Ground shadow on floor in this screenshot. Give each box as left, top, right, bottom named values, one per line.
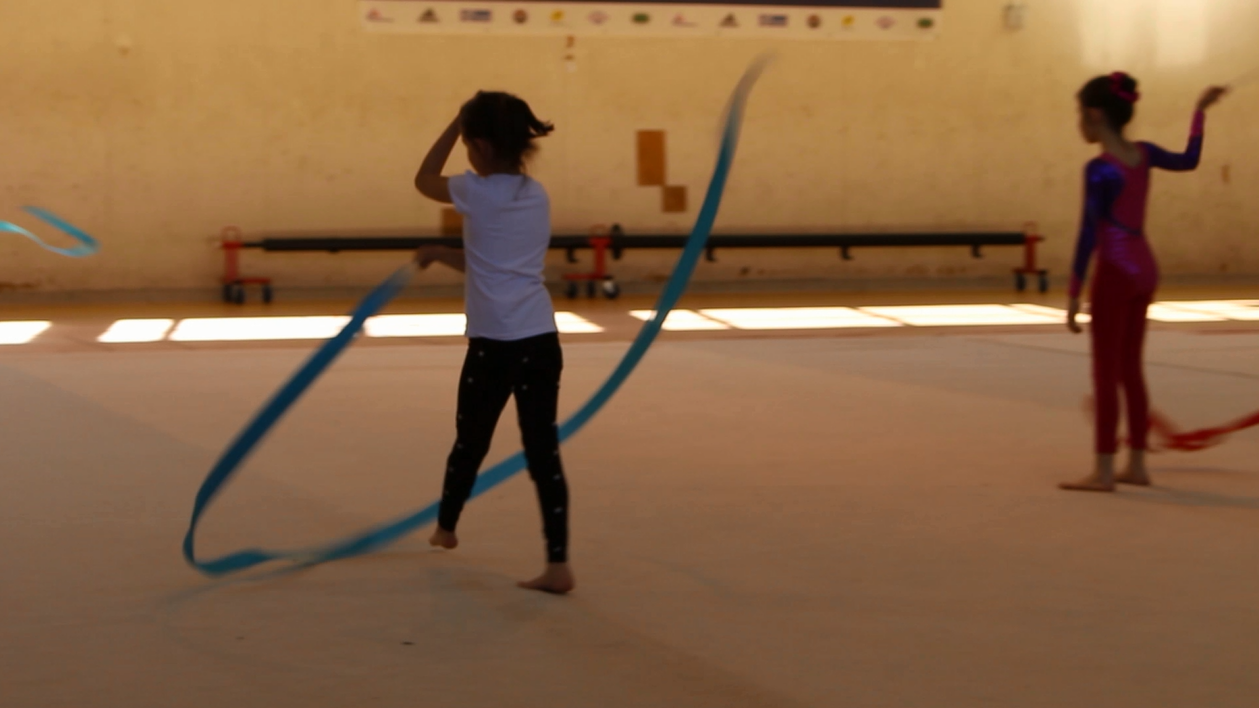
left=1116, top=466, right=1259, bottom=509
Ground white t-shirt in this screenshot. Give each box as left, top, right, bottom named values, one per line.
left=447, top=171, right=557, bottom=341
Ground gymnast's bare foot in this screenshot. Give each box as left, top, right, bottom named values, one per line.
left=518, top=563, right=575, bottom=594
left=1115, top=470, right=1150, bottom=486
left=1117, top=451, right=1151, bottom=486
left=1059, top=473, right=1115, bottom=492
left=429, top=527, right=458, bottom=550
left=1061, top=454, right=1116, bottom=492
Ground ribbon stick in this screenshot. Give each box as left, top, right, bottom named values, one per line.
left=1227, top=66, right=1259, bottom=90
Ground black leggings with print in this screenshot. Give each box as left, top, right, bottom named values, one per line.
left=437, top=332, right=569, bottom=563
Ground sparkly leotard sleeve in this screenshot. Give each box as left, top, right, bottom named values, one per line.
left=1068, top=111, right=1205, bottom=299
left=1067, top=161, right=1124, bottom=299
left=1144, top=112, right=1206, bottom=172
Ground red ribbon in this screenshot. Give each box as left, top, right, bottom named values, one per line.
left=1082, top=397, right=1259, bottom=452
left=1149, top=408, right=1259, bottom=452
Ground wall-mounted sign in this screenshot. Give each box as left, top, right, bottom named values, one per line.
left=358, top=1, right=943, bottom=39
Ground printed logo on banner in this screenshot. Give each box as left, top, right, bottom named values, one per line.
left=461, top=9, right=492, bottom=23
left=419, top=9, right=439, bottom=23
left=366, top=8, right=394, bottom=23
left=918, top=17, right=935, bottom=29
left=758, top=14, right=788, bottom=28
left=807, top=14, right=821, bottom=29
left=551, top=10, right=564, bottom=23
left=512, top=9, right=527, bottom=23
left=632, top=13, right=650, bottom=24
left=588, top=11, right=609, bottom=25
left=841, top=15, right=856, bottom=28
left=876, top=16, right=895, bottom=29
left=672, top=14, right=696, bottom=27
left=719, top=14, right=738, bottom=28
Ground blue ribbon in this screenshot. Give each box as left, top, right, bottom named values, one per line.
left=0, top=206, right=100, bottom=257
left=183, top=57, right=772, bottom=577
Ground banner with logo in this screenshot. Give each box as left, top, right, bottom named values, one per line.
left=358, top=1, right=942, bottom=39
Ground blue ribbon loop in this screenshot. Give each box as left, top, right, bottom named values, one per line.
left=183, top=57, right=772, bottom=577
left=0, top=206, right=100, bottom=258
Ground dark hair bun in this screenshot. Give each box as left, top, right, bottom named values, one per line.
left=1078, top=72, right=1140, bottom=130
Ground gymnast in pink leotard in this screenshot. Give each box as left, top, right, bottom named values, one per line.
left=1061, top=73, right=1228, bottom=493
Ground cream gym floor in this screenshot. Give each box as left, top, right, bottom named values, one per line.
left=3, top=287, right=1259, bottom=707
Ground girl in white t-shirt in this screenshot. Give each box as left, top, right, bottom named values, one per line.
left=413, top=92, right=573, bottom=594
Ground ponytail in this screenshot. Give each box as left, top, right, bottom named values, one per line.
left=460, top=92, right=554, bottom=170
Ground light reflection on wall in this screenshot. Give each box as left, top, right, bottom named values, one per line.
left=1078, top=0, right=1207, bottom=69
left=1154, top=0, right=1208, bottom=68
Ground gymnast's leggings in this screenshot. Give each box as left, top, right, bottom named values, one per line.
left=1090, top=263, right=1156, bottom=455
left=437, top=332, right=569, bottom=563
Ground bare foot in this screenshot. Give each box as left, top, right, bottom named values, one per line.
left=1116, top=469, right=1151, bottom=486
left=1059, top=474, right=1115, bottom=492
left=1117, top=450, right=1150, bottom=486
left=517, top=563, right=575, bottom=595
left=429, top=527, right=458, bottom=550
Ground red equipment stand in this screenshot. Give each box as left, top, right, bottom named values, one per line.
left=220, top=226, right=272, bottom=304
left=562, top=225, right=620, bottom=300
left=1014, top=222, right=1049, bottom=293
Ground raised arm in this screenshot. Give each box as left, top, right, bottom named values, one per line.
left=1145, top=86, right=1227, bottom=172
left=414, top=116, right=461, bottom=203
left=1143, top=111, right=1204, bottom=172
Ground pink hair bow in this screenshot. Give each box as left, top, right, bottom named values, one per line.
left=1109, top=72, right=1140, bottom=103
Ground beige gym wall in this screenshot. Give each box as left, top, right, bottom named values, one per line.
left=0, top=0, right=1255, bottom=295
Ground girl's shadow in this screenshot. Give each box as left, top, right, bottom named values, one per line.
left=1117, top=466, right=1259, bottom=509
